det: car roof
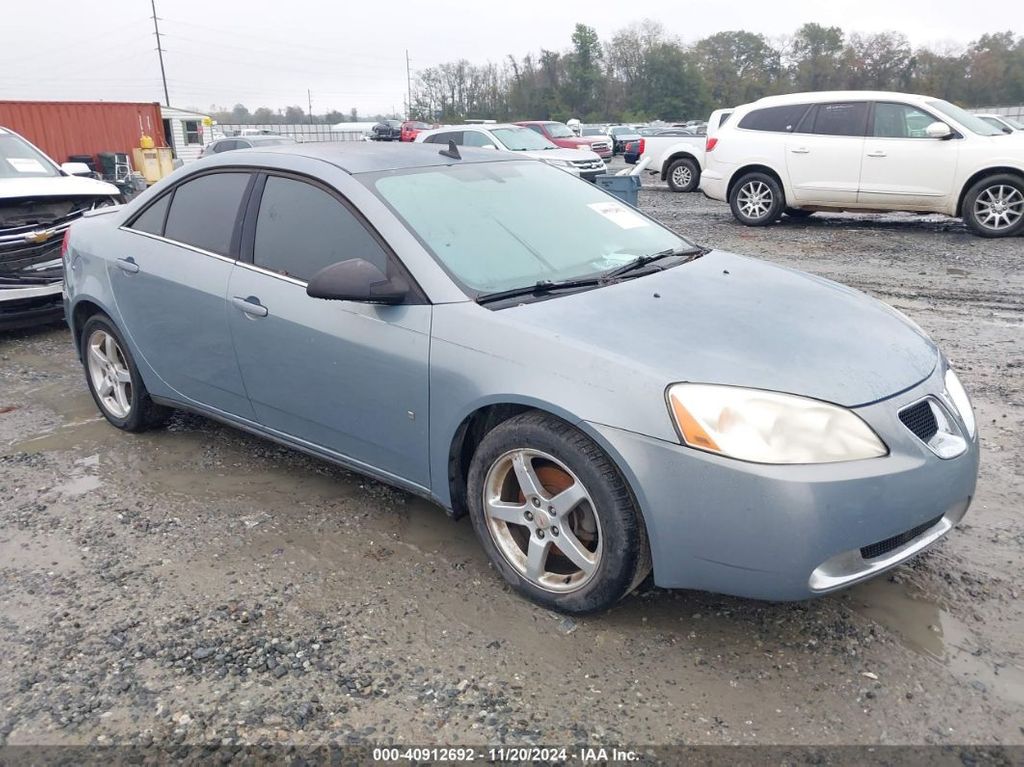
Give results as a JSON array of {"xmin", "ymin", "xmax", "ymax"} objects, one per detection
[
  {"xmin": 203, "ymin": 140, "xmax": 521, "ymax": 175},
  {"xmin": 226, "ymin": 135, "xmax": 294, "ymax": 143},
  {"xmin": 748, "ymin": 90, "xmax": 934, "ymax": 107}
]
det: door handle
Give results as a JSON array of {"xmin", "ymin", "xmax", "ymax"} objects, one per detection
[
  {"xmin": 231, "ymin": 296, "xmax": 268, "ymax": 318},
  {"xmin": 115, "ymin": 257, "xmax": 139, "ymax": 274},
  {"xmin": 866, "ymin": 150, "xmax": 887, "ymax": 158},
  {"xmin": 790, "ymin": 147, "xmax": 810, "ymax": 154}
]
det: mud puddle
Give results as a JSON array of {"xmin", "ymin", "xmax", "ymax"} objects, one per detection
[{"xmin": 850, "ymin": 577, "xmax": 1024, "ymax": 706}]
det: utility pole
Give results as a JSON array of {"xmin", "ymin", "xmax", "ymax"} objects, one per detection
[
  {"xmin": 150, "ymin": 0, "xmax": 170, "ymax": 106},
  {"xmin": 307, "ymin": 89, "xmax": 313, "ymax": 124},
  {"xmin": 405, "ymin": 49, "xmax": 412, "ymax": 119}
]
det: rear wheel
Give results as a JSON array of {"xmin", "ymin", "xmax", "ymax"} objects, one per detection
[
  {"xmin": 962, "ymin": 174, "xmax": 1024, "ymax": 237},
  {"xmin": 666, "ymin": 158, "xmax": 700, "ymax": 193},
  {"xmin": 81, "ymin": 315, "xmax": 169, "ymax": 432},
  {"xmin": 729, "ymin": 172, "xmax": 785, "ymax": 226},
  {"xmin": 466, "ymin": 411, "xmax": 650, "ymax": 614}
]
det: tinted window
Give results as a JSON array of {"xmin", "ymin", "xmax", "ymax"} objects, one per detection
[
  {"xmin": 524, "ymin": 124, "xmax": 545, "ymax": 135},
  {"xmin": 130, "ymin": 193, "xmax": 171, "ymax": 235},
  {"xmin": 811, "ymin": 102, "xmax": 868, "ymax": 136},
  {"xmin": 253, "ymin": 176, "xmax": 389, "ymax": 282},
  {"xmin": 873, "ymin": 103, "xmax": 937, "ymax": 138},
  {"xmin": 424, "ymin": 131, "xmax": 462, "ymax": 145},
  {"xmin": 213, "ymin": 140, "xmax": 239, "ymax": 153},
  {"xmin": 164, "ymin": 172, "xmax": 251, "ymax": 256},
  {"xmin": 738, "ymin": 104, "xmax": 811, "ymax": 132}
]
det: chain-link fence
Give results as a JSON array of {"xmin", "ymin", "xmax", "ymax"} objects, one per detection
[{"xmin": 214, "ymin": 123, "xmax": 369, "ymax": 143}]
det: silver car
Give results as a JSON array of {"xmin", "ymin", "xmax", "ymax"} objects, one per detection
[{"xmin": 63, "ymin": 143, "xmax": 979, "ymax": 614}]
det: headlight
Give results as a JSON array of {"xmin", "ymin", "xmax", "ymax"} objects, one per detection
[
  {"xmin": 666, "ymin": 383, "xmax": 888, "ymax": 464},
  {"xmin": 944, "ymin": 367, "xmax": 975, "ymax": 438},
  {"xmin": 544, "ymin": 158, "xmax": 572, "ymax": 168}
]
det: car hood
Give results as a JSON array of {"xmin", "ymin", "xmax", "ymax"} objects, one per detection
[
  {"xmin": 502, "ymin": 250, "xmax": 937, "ymax": 408},
  {"xmin": 0, "ymin": 175, "xmax": 120, "ymax": 200}
]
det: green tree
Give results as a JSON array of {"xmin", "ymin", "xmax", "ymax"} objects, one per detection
[
  {"xmin": 693, "ymin": 31, "xmax": 781, "ymax": 106},
  {"xmin": 788, "ymin": 23, "xmax": 846, "ymax": 90},
  {"xmin": 562, "ymin": 24, "xmax": 604, "ymax": 118}
]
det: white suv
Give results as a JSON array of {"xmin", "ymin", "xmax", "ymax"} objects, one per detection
[{"xmin": 700, "ymin": 91, "xmax": 1024, "ymax": 238}]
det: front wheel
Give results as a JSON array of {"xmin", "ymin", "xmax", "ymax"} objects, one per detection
[
  {"xmin": 729, "ymin": 172, "xmax": 785, "ymax": 226},
  {"xmin": 81, "ymin": 315, "xmax": 169, "ymax": 432},
  {"xmin": 466, "ymin": 412, "xmax": 650, "ymax": 614},
  {"xmin": 666, "ymin": 158, "xmax": 700, "ymax": 193},
  {"xmin": 962, "ymin": 174, "xmax": 1024, "ymax": 237}
]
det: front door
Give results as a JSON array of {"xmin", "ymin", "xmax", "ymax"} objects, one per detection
[
  {"xmin": 785, "ymin": 102, "xmax": 869, "ymax": 205},
  {"xmin": 227, "ymin": 173, "xmax": 431, "ymax": 487},
  {"xmin": 111, "ymin": 171, "xmax": 255, "ymax": 419},
  {"xmin": 858, "ymin": 102, "xmax": 960, "ymax": 209}
]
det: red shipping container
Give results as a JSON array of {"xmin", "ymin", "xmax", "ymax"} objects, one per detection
[{"xmin": 0, "ymin": 100, "xmax": 168, "ymax": 167}]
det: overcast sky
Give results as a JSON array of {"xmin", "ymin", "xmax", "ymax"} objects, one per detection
[{"xmin": 3, "ymin": 0, "xmax": 1021, "ymax": 116}]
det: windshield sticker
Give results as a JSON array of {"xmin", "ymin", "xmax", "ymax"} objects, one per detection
[
  {"xmin": 9, "ymin": 158, "xmax": 47, "ymax": 173},
  {"xmin": 587, "ymin": 201, "xmax": 649, "ymax": 229}
]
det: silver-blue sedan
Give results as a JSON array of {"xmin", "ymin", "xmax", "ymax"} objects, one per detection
[{"xmin": 62, "ymin": 142, "xmax": 979, "ymax": 614}]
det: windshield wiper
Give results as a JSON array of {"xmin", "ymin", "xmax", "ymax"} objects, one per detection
[
  {"xmin": 602, "ymin": 246, "xmax": 706, "ymax": 280},
  {"xmin": 476, "ymin": 277, "xmax": 603, "ymax": 305}
]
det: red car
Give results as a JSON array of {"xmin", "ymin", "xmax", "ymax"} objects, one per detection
[
  {"xmin": 514, "ymin": 121, "xmax": 613, "ymax": 159},
  {"xmin": 400, "ymin": 120, "xmax": 433, "ymax": 143}
]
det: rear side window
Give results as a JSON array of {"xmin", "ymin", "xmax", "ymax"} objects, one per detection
[
  {"xmin": 253, "ymin": 175, "xmax": 389, "ymax": 282},
  {"xmin": 130, "ymin": 193, "xmax": 171, "ymax": 236},
  {"xmin": 425, "ymin": 131, "xmax": 463, "ymax": 145},
  {"xmin": 738, "ymin": 105, "xmax": 810, "ymax": 132},
  {"xmin": 810, "ymin": 102, "xmax": 869, "ymax": 137},
  {"xmin": 164, "ymin": 172, "xmax": 252, "ymax": 256}
]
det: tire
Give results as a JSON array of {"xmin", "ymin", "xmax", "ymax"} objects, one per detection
[
  {"xmin": 666, "ymin": 158, "xmax": 700, "ymax": 193},
  {"xmin": 962, "ymin": 174, "xmax": 1024, "ymax": 238},
  {"xmin": 784, "ymin": 207, "xmax": 814, "ymax": 218},
  {"xmin": 80, "ymin": 314, "xmax": 170, "ymax": 432},
  {"xmin": 729, "ymin": 172, "xmax": 785, "ymax": 226},
  {"xmin": 466, "ymin": 411, "xmax": 651, "ymax": 614}
]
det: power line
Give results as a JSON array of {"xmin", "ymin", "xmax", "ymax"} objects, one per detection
[{"xmin": 150, "ymin": 0, "xmax": 170, "ymax": 105}]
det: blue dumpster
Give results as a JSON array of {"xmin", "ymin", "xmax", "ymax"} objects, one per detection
[{"xmin": 595, "ymin": 173, "xmax": 642, "ymax": 207}]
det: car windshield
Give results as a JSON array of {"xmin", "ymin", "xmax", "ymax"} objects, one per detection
[
  {"xmin": 368, "ymin": 161, "xmax": 693, "ymax": 295},
  {"xmin": 545, "ymin": 123, "xmax": 574, "ymax": 138},
  {"xmin": 0, "ymin": 132, "xmax": 59, "ymax": 179},
  {"xmin": 926, "ymin": 100, "xmax": 1004, "ymax": 136},
  {"xmin": 610, "ymin": 126, "xmax": 635, "ymax": 136},
  {"xmin": 491, "ymin": 127, "xmax": 556, "ymax": 151}
]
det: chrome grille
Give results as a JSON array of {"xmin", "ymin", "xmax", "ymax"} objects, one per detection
[{"xmin": 860, "ymin": 515, "xmax": 943, "ymax": 560}]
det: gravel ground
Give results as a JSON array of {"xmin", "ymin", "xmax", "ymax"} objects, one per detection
[{"xmin": 1, "ymin": 169, "xmax": 1022, "ymax": 752}]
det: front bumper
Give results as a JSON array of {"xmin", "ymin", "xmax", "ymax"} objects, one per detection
[
  {"xmin": 587, "ymin": 366, "xmax": 979, "ymax": 600},
  {"xmin": 0, "ymin": 281, "xmax": 65, "ymax": 330}
]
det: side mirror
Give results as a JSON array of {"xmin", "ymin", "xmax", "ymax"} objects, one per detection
[
  {"xmin": 61, "ymin": 161, "xmax": 92, "ymax": 176},
  {"xmin": 306, "ymin": 258, "xmax": 408, "ymax": 305},
  {"xmin": 925, "ymin": 122, "xmax": 953, "ymax": 139}
]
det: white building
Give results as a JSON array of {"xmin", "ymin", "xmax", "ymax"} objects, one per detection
[{"xmin": 160, "ymin": 106, "xmax": 213, "ymax": 163}]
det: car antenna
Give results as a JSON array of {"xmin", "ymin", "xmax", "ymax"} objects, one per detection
[{"xmin": 439, "ymin": 140, "xmax": 461, "ymax": 160}]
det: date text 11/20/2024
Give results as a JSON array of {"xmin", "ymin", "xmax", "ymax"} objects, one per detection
[{"xmin": 373, "ymin": 746, "xmax": 641, "ymax": 762}]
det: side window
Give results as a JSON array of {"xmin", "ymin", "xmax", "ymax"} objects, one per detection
[
  {"xmin": 253, "ymin": 176, "xmax": 390, "ymax": 282},
  {"xmin": 873, "ymin": 103, "xmax": 937, "ymax": 138},
  {"xmin": 462, "ymin": 131, "xmax": 495, "ymax": 148},
  {"xmin": 129, "ymin": 193, "xmax": 171, "ymax": 236},
  {"xmin": 811, "ymin": 102, "xmax": 869, "ymax": 137},
  {"xmin": 425, "ymin": 131, "xmax": 463, "ymax": 145},
  {"xmin": 164, "ymin": 172, "xmax": 252, "ymax": 256},
  {"xmin": 737, "ymin": 104, "xmax": 811, "ymax": 133},
  {"xmin": 524, "ymin": 125, "xmax": 544, "ymax": 135},
  {"xmin": 183, "ymin": 121, "xmax": 202, "ymax": 145}
]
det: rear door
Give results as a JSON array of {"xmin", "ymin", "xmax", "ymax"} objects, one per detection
[
  {"xmin": 226, "ymin": 172, "xmax": 432, "ymax": 487},
  {"xmin": 858, "ymin": 101, "xmax": 960, "ymax": 209},
  {"xmin": 112, "ymin": 170, "xmax": 255, "ymax": 418},
  {"xmin": 785, "ymin": 102, "xmax": 869, "ymax": 204}
]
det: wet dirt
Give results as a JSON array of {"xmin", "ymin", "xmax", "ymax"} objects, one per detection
[{"xmin": 0, "ymin": 182, "xmax": 1022, "ymax": 748}]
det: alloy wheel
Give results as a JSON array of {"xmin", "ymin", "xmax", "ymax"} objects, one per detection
[
  {"xmin": 482, "ymin": 449, "xmax": 602, "ymax": 593},
  {"xmin": 974, "ymin": 184, "xmax": 1024, "ymax": 231},
  {"xmin": 671, "ymin": 164, "xmax": 692, "ymax": 188},
  {"xmin": 738, "ymin": 180, "xmax": 774, "ymax": 220},
  {"xmin": 86, "ymin": 329, "xmax": 133, "ymax": 419}
]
